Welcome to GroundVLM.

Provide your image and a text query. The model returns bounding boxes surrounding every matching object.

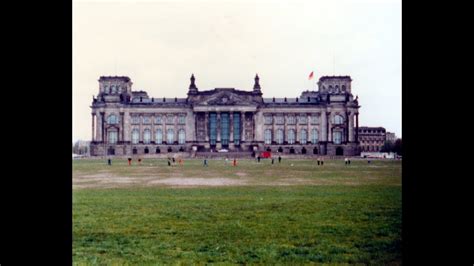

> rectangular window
[108,131,117,144]
[143,117,151,124]
[264,116,272,124]
[275,116,284,124]
[166,115,174,124]
[233,113,240,145]
[333,131,342,144]
[209,113,217,145]
[311,115,319,124]
[178,115,186,124]
[298,115,307,124]
[131,116,140,124]
[221,113,229,146]
[287,116,296,124]
[155,115,162,124]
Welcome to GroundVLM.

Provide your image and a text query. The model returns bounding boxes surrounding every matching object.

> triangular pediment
[196,91,257,106]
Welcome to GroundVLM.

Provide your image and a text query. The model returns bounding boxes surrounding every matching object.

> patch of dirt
[148,177,248,187]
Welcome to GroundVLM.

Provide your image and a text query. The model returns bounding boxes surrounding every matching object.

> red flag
[308,71,314,80]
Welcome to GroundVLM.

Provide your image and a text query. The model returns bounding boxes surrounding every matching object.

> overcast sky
[73,0,401,142]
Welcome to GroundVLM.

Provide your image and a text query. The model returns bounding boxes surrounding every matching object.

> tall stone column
[327,113,332,142]
[321,111,327,142]
[100,112,105,142]
[241,112,246,142]
[216,112,221,142]
[190,112,196,142]
[229,112,234,142]
[348,112,354,142]
[355,112,359,143]
[205,112,209,142]
[96,112,101,142]
[91,113,95,141]
[307,113,311,144]
[120,112,124,142]
[272,114,276,144]
[124,111,130,143]
[139,115,143,143]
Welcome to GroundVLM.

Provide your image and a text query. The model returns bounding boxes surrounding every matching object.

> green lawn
[73,158,401,265]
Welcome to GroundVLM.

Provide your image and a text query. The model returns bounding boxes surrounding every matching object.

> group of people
[167,157,183,166]
[106,156,368,167]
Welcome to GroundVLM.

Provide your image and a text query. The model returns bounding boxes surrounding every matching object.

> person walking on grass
[107,158,111,165]
[271,158,274,165]
[278,156,281,163]
[167,158,171,166]
[127,157,132,166]
[203,158,208,167]
[233,158,237,166]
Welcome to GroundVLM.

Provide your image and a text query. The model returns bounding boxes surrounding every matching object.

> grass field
[73,158,401,265]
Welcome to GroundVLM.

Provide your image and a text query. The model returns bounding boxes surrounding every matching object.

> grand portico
[90,74,360,156]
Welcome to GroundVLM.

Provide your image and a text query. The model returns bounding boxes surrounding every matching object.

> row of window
[361,146,382,152]
[106,114,186,125]
[359,130,385,134]
[107,129,186,144]
[102,84,124,94]
[263,129,343,145]
[322,85,347,93]
[263,115,345,125]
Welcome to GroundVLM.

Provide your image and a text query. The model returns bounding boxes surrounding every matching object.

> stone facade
[90,74,361,156]
[386,132,397,143]
[357,127,386,152]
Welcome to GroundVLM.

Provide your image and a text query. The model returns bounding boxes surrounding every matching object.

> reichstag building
[90,74,361,156]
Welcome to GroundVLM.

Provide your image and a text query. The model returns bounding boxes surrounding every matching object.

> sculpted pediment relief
[196,91,257,106]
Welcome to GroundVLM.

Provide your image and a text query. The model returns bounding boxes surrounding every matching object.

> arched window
[300,129,307,144]
[111,85,117,94]
[342,85,346,91]
[178,129,186,144]
[264,129,272,144]
[144,147,149,154]
[143,129,151,144]
[108,130,117,144]
[132,148,137,154]
[131,129,139,144]
[334,115,344,125]
[335,85,340,93]
[167,129,174,144]
[276,129,284,145]
[333,131,342,144]
[288,129,295,144]
[311,129,319,144]
[107,114,118,124]
[155,129,163,144]
[155,147,161,153]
